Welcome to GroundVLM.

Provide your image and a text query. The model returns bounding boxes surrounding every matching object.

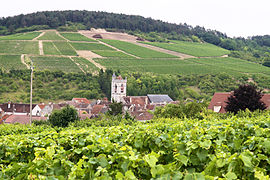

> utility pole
[30,59,33,125]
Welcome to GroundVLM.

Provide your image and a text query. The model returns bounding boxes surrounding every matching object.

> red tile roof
[91,105,105,115]
[131,111,154,121]
[146,104,155,111]
[0,114,11,124]
[208,92,270,113]
[208,93,230,113]
[123,96,149,109]
[262,94,270,109]
[72,98,90,104]
[38,104,46,110]
[4,115,47,124]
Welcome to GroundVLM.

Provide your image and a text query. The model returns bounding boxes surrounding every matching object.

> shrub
[225,84,266,114]
[49,105,79,127]
[154,101,207,119]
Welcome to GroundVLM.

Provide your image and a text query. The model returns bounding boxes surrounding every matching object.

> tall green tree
[49,105,79,127]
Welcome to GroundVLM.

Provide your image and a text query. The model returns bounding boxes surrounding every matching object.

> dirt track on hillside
[21,54,30,69]
[33,32,45,40]
[39,41,44,55]
[76,50,103,59]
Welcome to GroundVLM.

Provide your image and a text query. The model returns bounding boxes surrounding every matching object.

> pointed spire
[112,73,116,80]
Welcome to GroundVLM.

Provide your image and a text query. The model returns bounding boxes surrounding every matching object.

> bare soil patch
[76,50,103,59]
[76,50,106,71]
[79,29,138,42]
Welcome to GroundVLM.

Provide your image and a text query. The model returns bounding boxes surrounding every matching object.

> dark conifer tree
[225,84,266,114]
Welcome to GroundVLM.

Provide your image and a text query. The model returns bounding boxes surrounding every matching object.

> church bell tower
[111,73,127,103]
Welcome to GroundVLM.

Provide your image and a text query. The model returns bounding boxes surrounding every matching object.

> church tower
[111,73,127,103]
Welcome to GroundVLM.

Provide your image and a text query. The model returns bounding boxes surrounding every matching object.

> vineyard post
[30,59,33,125]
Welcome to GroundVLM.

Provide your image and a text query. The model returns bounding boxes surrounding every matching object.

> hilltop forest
[0,10,270,65]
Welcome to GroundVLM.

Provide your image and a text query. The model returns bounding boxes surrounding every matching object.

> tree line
[0,69,257,104]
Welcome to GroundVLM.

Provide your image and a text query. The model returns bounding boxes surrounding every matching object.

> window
[121,84,124,93]
[214,106,222,112]
[115,84,117,93]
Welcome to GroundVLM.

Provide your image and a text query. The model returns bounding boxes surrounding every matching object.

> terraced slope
[0,30,269,78]
[0,41,39,54]
[0,55,26,70]
[100,39,178,58]
[31,56,82,73]
[37,31,65,41]
[94,57,270,76]
[0,32,41,40]
[141,40,229,57]
[60,32,96,42]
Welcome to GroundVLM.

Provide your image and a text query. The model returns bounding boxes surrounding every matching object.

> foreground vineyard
[1,112,270,179]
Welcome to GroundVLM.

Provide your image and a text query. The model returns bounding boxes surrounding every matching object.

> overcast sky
[1,0,269,37]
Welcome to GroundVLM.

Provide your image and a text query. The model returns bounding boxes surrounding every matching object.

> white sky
[0,0,269,37]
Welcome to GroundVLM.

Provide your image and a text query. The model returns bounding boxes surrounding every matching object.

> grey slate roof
[147,94,173,104]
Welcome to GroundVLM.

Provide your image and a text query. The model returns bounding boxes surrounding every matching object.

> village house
[147,94,173,105]
[0,102,41,116]
[39,104,53,117]
[208,92,270,113]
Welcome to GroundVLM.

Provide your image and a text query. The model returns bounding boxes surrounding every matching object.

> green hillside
[60,32,96,42]
[0,32,41,40]
[141,40,229,57]
[100,39,178,58]
[0,30,268,78]
[37,31,65,41]
[0,30,269,104]
[31,56,82,73]
[0,41,39,54]
[95,57,270,76]
[0,55,26,70]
